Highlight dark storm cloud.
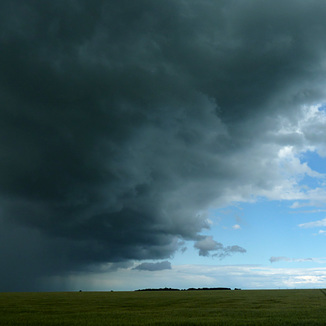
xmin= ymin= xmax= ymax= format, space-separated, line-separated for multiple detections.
xmin=133 ymin=261 xmax=171 ymax=271
xmin=1 ymin=0 xmax=326 ymax=290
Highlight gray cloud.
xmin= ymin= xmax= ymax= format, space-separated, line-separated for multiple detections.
xmin=269 ymin=257 xmax=313 ymax=263
xmin=194 ymin=236 xmax=222 ymax=257
xmin=269 ymin=257 xmax=292 ymax=263
xmin=133 ymin=261 xmax=172 ymax=272
xmin=194 ymin=236 xmax=246 ymax=258
xmin=1 ymin=0 xmax=326 ymax=290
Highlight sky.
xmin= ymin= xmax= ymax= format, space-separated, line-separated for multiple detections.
xmin=2 ymin=0 xmax=326 ymax=292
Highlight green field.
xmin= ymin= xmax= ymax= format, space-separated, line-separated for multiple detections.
xmin=1 ymin=289 xmax=326 ymax=325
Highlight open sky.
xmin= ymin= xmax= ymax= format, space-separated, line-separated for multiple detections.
xmin=2 ymin=0 xmax=326 ymax=291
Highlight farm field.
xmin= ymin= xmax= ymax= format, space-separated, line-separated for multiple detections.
xmin=1 ymin=289 xmax=326 ymax=325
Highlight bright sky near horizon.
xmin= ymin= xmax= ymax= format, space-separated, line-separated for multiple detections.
xmin=3 ymin=1 xmax=326 ymax=291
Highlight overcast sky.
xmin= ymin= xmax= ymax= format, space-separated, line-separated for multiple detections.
xmin=2 ymin=0 xmax=326 ymax=291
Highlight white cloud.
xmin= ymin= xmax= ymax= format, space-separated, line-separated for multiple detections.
xmin=298 ymin=218 xmax=326 ymax=228
xmin=232 ymin=224 xmax=241 ymax=230
xmin=295 ymin=209 xmax=326 ymax=214
xmin=270 ymin=256 xmax=326 ymax=264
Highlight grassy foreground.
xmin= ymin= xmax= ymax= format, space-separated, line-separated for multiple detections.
xmin=1 ymin=289 xmax=326 ymax=325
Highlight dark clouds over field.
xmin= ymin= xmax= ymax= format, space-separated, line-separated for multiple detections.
xmin=2 ymin=0 xmax=326 ymax=291
xmin=134 ymin=261 xmax=171 ymax=271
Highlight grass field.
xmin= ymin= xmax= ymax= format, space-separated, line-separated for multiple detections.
xmin=1 ymin=289 xmax=326 ymax=325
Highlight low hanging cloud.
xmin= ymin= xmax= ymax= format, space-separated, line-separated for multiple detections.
xmin=133 ymin=261 xmax=172 ymax=272
xmin=1 ymin=0 xmax=326 ymax=291
xmin=269 ymin=256 xmax=314 ymax=263
xmin=194 ymin=236 xmax=246 ymax=258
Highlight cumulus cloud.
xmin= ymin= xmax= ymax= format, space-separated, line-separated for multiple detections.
xmin=194 ymin=236 xmax=246 ymax=258
xmin=1 ymin=0 xmax=326 ymax=290
xmin=133 ymin=261 xmax=172 ymax=272
xmin=194 ymin=237 xmax=222 ymax=257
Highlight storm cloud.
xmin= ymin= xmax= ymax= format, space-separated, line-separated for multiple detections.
xmin=133 ymin=261 xmax=172 ymax=271
xmin=2 ymin=0 xmax=326 ymax=291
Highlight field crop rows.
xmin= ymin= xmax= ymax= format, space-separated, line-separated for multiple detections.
xmin=1 ymin=289 xmax=326 ymax=325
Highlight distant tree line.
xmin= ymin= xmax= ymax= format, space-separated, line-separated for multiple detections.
xmin=135 ymin=287 xmax=236 ymax=291
xmin=187 ymin=287 xmax=232 ymax=291
xmin=136 ymin=287 xmax=180 ymax=292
